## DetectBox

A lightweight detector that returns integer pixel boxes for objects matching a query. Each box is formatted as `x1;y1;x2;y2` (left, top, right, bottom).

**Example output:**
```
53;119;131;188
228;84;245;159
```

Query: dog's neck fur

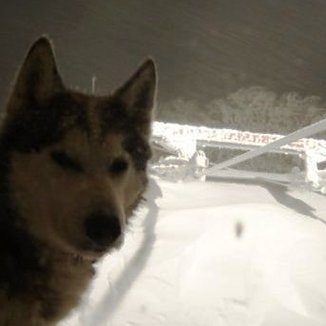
0;230;95;324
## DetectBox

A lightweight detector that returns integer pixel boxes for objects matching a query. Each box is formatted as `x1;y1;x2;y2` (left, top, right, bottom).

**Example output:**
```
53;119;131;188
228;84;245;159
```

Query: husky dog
0;37;157;325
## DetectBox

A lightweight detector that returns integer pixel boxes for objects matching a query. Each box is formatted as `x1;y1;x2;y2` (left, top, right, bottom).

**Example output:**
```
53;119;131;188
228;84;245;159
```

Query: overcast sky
1;0;326;106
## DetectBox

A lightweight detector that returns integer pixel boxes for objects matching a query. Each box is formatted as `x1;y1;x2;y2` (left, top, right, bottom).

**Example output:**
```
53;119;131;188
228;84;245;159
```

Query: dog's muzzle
84;211;122;249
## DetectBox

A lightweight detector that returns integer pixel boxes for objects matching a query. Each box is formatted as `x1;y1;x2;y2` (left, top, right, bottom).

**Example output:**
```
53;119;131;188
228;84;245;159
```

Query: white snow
60;176;326;326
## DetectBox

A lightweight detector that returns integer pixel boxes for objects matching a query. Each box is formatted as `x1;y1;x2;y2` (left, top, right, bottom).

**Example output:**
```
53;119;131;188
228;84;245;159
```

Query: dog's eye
108;158;129;175
50;151;83;173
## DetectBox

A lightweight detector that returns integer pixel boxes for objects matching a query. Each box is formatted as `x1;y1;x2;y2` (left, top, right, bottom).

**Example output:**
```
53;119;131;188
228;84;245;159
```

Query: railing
151;119;326;193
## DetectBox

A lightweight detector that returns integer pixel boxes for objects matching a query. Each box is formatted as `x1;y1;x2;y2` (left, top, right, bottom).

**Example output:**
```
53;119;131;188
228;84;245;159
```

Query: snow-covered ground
60;176;326;326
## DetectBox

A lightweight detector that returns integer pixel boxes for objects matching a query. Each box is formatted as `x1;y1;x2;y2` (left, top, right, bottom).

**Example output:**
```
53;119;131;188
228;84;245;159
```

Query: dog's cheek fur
123;167;148;218
9;151;98;256
8;150;82;253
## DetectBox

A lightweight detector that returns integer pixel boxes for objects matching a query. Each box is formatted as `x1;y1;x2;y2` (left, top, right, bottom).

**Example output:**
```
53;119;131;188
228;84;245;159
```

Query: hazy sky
1;0;326;106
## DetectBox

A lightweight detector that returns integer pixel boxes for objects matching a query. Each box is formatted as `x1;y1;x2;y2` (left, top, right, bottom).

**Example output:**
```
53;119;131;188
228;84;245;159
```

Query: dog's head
2;37;157;259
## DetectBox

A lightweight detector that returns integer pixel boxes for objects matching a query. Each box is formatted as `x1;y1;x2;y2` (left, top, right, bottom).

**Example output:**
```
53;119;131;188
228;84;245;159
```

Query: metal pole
92;75;97;94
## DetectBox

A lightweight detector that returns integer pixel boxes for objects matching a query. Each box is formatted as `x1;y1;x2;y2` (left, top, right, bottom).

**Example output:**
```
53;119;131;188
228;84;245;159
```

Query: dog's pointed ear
7;37;64;113
113;59;157;137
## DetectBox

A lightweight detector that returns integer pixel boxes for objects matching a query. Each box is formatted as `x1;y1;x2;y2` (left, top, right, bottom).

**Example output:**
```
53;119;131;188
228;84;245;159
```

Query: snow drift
60;177;326;326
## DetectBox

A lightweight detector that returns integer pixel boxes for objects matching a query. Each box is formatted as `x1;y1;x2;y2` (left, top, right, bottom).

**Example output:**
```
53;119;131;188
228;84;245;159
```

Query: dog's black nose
84;212;122;247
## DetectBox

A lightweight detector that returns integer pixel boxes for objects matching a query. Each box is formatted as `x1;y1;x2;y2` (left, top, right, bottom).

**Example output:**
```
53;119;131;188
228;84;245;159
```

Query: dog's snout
84;212;122;247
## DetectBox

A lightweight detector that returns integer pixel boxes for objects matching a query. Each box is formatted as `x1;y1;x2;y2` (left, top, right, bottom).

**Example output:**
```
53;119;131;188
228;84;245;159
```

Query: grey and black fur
0;37;157;325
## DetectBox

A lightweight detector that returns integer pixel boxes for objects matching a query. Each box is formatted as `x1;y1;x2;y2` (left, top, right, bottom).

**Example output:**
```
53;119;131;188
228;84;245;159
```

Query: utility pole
92;75;97;94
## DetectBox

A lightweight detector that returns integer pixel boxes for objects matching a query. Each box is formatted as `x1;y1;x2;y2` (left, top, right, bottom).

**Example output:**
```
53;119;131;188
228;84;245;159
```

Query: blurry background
1;0;326;171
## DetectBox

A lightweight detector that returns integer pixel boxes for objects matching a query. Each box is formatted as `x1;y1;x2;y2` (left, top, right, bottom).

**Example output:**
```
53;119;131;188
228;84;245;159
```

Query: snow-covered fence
152;119;326;192
205;118;326;172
